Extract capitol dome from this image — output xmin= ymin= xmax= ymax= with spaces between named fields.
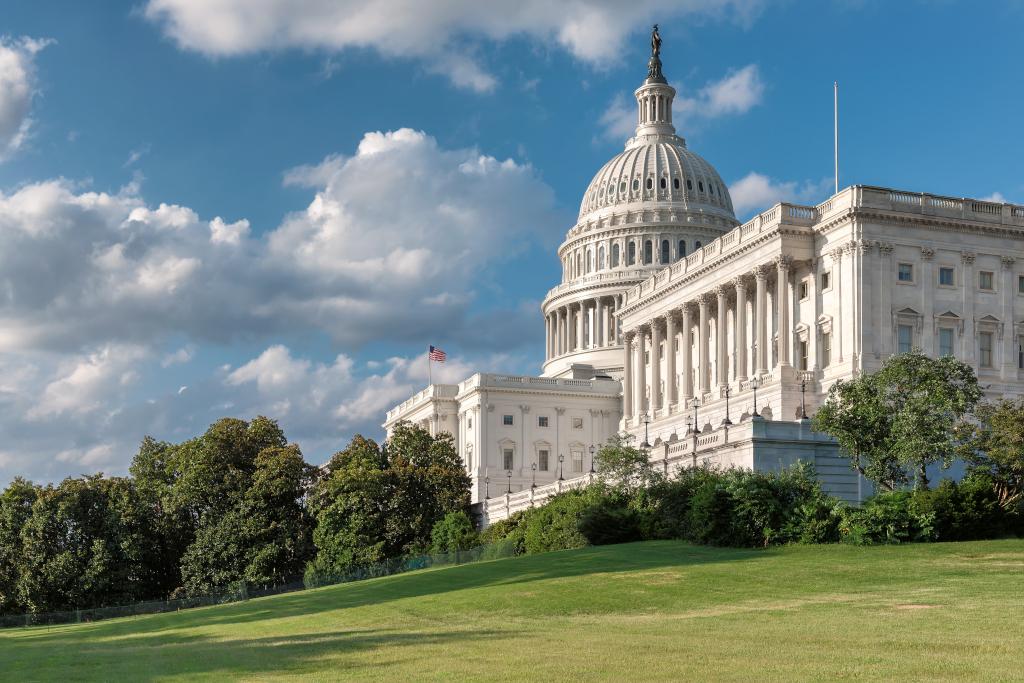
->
xmin=578 ymin=136 xmax=736 ymax=223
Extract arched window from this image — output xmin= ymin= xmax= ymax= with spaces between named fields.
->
xmin=673 ymin=177 xmax=680 ymax=190
xmin=612 ymin=243 xmax=620 ymax=267
xmin=661 ymin=240 xmax=670 ymax=264
xmin=678 ymin=240 xmax=686 ymax=259
xmin=660 ymin=177 xmax=666 ymax=189
xmin=646 ymin=178 xmax=653 ymax=190
xmin=643 ymin=240 xmax=653 ymax=265
xmin=627 ymin=241 xmax=636 ymax=265
xmin=698 ymin=181 xmax=705 ymax=193
xmin=694 ymin=240 xmax=702 ymax=250
xmin=576 ymin=253 xmax=581 ymax=276
xmin=686 ymin=179 xmax=693 ymax=190
xmin=598 ymin=245 xmax=605 ymax=269
xmin=586 ymin=249 xmax=593 ymax=273
xmin=632 ymin=178 xmax=639 ymax=192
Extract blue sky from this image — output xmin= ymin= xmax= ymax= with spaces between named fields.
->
xmin=0 ymin=0 xmax=1021 ymax=484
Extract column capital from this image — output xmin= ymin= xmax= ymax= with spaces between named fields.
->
xmin=715 ymin=283 xmax=731 ymax=299
xmin=696 ymin=292 xmax=713 ymax=308
xmin=732 ymin=275 xmax=750 ymax=292
xmin=754 ymin=263 xmax=772 ymax=280
xmin=1001 ymin=256 xmax=1017 ymax=270
xmin=920 ymin=246 xmax=935 ymax=261
xmin=774 ymin=254 xmax=793 ymax=272
xmin=877 ymin=242 xmax=895 ymax=254
xmin=961 ymin=251 xmax=977 ymax=265
xmin=828 ymin=247 xmax=844 ymax=263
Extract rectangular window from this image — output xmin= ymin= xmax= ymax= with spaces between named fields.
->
xmin=538 ymin=416 xmax=549 ymax=428
xmin=898 ymin=324 xmax=913 ymax=354
xmin=572 ymin=417 xmax=584 ymax=429
xmin=538 ymin=450 xmax=549 ymax=471
xmin=980 ymin=271 xmax=994 ymax=291
xmin=820 ymin=271 xmax=831 ymax=291
xmin=938 ymin=328 xmax=954 ymax=357
xmin=1019 ymin=342 xmax=1023 ymax=370
xmin=502 ymin=448 xmax=514 ymax=470
xmin=980 ymin=332 xmax=993 ymax=368
xmin=939 ymin=267 xmax=955 ymax=286
xmin=799 ymin=280 xmax=809 ymax=300
xmin=1019 ymin=275 xmax=1024 ymax=294
xmin=467 ymin=417 xmax=472 ymax=429
xmin=571 ymin=450 xmax=583 ymax=473
xmin=821 ymin=332 xmax=831 ymax=368
xmin=502 ymin=414 xmax=514 ymax=426
xmin=898 ymin=263 xmax=914 ymax=282
xmin=798 ymin=340 xmax=808 ymax=371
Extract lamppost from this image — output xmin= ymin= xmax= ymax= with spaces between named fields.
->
xmin=722 ymin=385 xmax=732 ymax=426
xmin=751 ymin=376 xmax=761 ymax=418
xmin=686 ymin=416 xmax=693 ymax=435
xmin=799 ymin=378 xmax=809 ymax=420
xmin=692 ymin=397 xmax=700 ymax=435
xmin=484 ymin=475 xmax=490 ymax=499
xmin=531 ymin=462 xmax=537 ymax=489
xmin=640 ymin=411 xmax=651 ymax=449
xmin=506 ymin=469 xmax=512 ymax=494
xmin=558 ymin=453 xmax=565 ymax=481
xmin=589 ymin=444 xmax=596 ymax=473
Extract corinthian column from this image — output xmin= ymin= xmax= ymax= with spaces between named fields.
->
xmin=734 ymin=277 xmax=748 ymax=382
xmin=623 ymin=332 xmax=634 ymax=420
xmin=776 ymin=256 xmax=792 ymax=369
xmin=636 ymin=327 xmax=648 ymax=415
xmin=716 ymin=285 xmax=729 ymax=388
xmin=755 ymin=265 xmax=769 ymax=375
xmin=698 ymin=294 xmax=711 ymax=395
xmin=576 ymin=302 xmax=585 ymax=352
xmin=650 ymin=319 xmax=662 ymax=412
xmin=665 ymin=312 xmax=677 ymax=410
xmin=681 ymin=304 xmax=693 ymax=403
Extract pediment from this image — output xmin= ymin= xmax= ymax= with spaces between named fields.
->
xmin=936 ymin=310 xmax=961 ymax=319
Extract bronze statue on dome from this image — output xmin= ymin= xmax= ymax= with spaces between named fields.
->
xmin=651 ymin=24 xmax=661 ymax=58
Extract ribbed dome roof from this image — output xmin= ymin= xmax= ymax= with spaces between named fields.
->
xmin=578 ymin=134 xmax=736 ymax=223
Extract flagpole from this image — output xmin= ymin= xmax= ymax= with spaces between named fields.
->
xmin=834 ymin=80 xmax=839 ymax=195
xmin=427 ymin=346 xmax=432 ymax=387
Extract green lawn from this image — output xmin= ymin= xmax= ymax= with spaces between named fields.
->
xmin=2 ymin=540 xmax=1023 ymax=681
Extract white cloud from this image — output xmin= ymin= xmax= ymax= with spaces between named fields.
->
xmin=729 ymin=172 xmax=833 ymax=219
xmin=0 ymin=36 xmax=51 ymax=161
xmin=161 ymin=345 xmax=194 ymax=367
xmin=979 ymin=192 xmax=1007 ymax=203
xmin=209 ymin=216 xmax=250 ymax=245
xmin=599 ymin=64 xmax=765 ymax=141
xmin=28 ymin=345 xmax=147 ymax=419
xmin=142 ymin=0 xmax=767 ymax=91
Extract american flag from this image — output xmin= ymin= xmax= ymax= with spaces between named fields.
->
xmin=428 ymin=345 xmax=447 ymax=362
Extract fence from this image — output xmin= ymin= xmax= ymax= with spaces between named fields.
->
xmin=0 ymin=543 xmax=517 ymax=629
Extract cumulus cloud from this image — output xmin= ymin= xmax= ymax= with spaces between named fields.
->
xmin=0 ymin=36 xmax=51 ymax=161
xmin=728 ymin=172 xmax=833 ymax=219
xmin=143 ymin=0 xmax=767 ymax=91
xmin=0 ymin=129 xmax=559 ymax=483
xmin=599 ymin=64 xmax=765 ymax=141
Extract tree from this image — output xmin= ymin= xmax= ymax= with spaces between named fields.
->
xmin=812 ymin=373 xmax=902 ymax=490
xmin=0 ymin=478 xmax=38 ymax=614
xmin=430 ymin=511 xmax=479 ymax=553
xmin=308 ymin=423 xmax=470 ymax=581
xmin=815 ymin=352 xmax=981 ymax=490
xmin=958 ymin=399 xmax=1024 ymax=509
xmin=595 ymin=433 xmax=662 ymax=495
xmin=877 ymin=352 xmax=981 ymax=489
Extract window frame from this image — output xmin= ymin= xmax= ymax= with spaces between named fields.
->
xmin=897 ymin=262 xmax=915 ymax=284
xmin=937 ymin=265 xmax=956 ymax=288
xmin=820 ymin=270 xmax=832 ymax=292
xmin=502 ymin=414 xmax=514 ymax=426
xmin=571 ymin=417 xmax=584 ymax=430
xmin=897 ymin=324 xmax=914 ymax=354
xmin=979 ymin=331 xmax=994 ymax=368
xmin=538 ymin=416 xmax=548 ymax=428
xmin=979 ymin=270 xmax=995 ymax=292
xmin=938 ymin=327 xmax=955 ymax=357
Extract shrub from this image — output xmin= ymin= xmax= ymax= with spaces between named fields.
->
xmin=478 ymin=512 xmax=527 ymax=556
xmin=578 ymin=497 xmax=642 ymax=546
xmin=521 ymin=489 xmax=599 ymax=554
xmin=429 ymin=511 xmax=479 ymax=553
xmin=839 ymin=492 xmax=936 ymax=545
xmin=909 ymin=476 xmax=1014 ymax=541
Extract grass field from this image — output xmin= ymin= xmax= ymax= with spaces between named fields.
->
xmin=2 ymin=539 xmax=1023 ymax=681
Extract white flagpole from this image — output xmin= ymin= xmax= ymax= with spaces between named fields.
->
xmin=427 ymin=346 xmax=432 ymax=387
xmin=834 ymin=80 xmax=839 ymax=195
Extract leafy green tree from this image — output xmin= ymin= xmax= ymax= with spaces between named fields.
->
xmin=0 ymin=478 xmax=39 ymax=614
xmin=877 ymin=352 xmax=981 ymax=489
xmin=430 ymin=511 xmax=479 ymax=553
xmin=16 ymin=475 xmax=162 ymax=612
xmin=958 ymin=399 xmax=1024 ymax=509
xmin=815 ymin=352 xmax=981 ymax=490
xmin=813 ymin=373 xmax=902 ymax=489
xmin=595 ymin=433 xmax=662 ymax=495
xmin=308 ymin=423 xmax=470 ymax=580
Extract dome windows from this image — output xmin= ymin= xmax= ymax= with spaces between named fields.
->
xmin=619 ymin=181 xmax=626 ymax=193
xmin=611 ymin=243 xmax=620 ymax=267
xmin=660 ymin=240 xmax=670 ymax=264
xmin=698 ymin=181 xmax=705 ymax=193
xmin=632 ymin=178 xmax=639 ymax=192
xmin=686 ymin=179 xmax=693 ymax=191
xmin=673 ymin=177 xmax=680 ymax=190
xmin=678 ymin=240 xmax=686 ymax=259
xmin=646 ymin=178 xmax=653 ymax=190
xmin=643 ymin=240 xmax=653 ymax=265
xmin=660 ymin=177 xmax=666 ymax=190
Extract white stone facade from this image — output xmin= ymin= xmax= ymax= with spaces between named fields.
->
xmin=384 ymin=42 xmax=1024 ymax=521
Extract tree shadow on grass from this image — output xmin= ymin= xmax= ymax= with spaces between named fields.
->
xmin=1 ymin=541 xmax=770 ymax=675
xmin=2 ymin=627 xmax=507 ymax=681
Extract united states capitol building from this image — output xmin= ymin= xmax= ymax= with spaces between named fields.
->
xmin=384 ymin=35 xmax=1024 ymax=520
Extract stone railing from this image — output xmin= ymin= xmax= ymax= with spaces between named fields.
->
xmin=543 ymin=269 xmax=646 ymax=300
xmin=482 ymin=472 xmax=597 ymax=525
xmin=385 ymin=384 xmax=460 ymax=423
xmin=457 ymin=373 xmax=621 ymax=396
